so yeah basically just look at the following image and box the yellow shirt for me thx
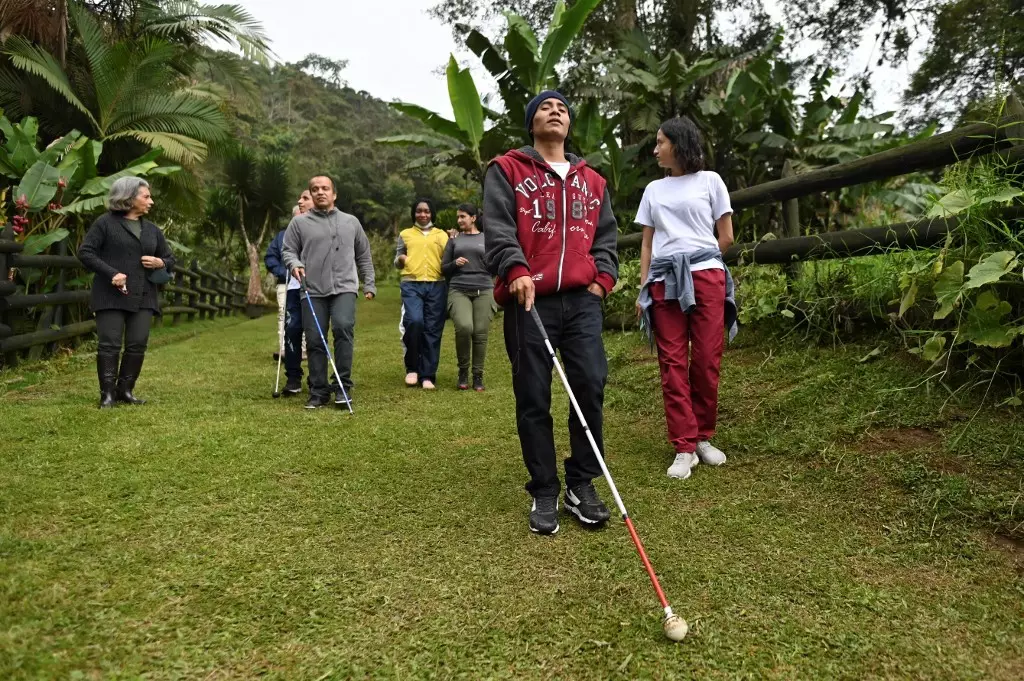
[396,226,449,282]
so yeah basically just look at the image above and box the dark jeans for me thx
[96,309,153,355]
[302,293,356,398]
[400,281,447,382]
[503,289,607,497]
[284,288,304,382]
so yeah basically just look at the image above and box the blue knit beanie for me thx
[525,90,572,136]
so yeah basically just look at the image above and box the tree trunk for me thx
[246,241,266,305]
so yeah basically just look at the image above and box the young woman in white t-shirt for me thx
[634,116,735,481]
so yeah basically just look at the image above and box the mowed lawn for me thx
[2,285,1022,679]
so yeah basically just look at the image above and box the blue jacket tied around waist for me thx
[637,247,738,348]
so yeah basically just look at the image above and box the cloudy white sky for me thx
[234,0,924,122]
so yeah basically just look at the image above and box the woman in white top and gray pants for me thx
[635,116,737,481]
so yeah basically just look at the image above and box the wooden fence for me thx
[0,225,246,367]
[617,106,1024,261]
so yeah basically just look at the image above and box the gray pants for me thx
[302,293,356,398]
[448,288,495,374]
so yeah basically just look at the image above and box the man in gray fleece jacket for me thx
[283,175,376,409]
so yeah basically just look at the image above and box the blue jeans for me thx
[284,288,304,381]
[400,280,447,382]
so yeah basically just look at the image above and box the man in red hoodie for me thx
[484,90,619,536]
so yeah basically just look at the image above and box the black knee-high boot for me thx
[116,351,147,405]
[97,352,119,409]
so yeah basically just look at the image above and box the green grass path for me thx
[2,285,1022,679]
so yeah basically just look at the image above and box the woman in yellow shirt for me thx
[395,198,449,389]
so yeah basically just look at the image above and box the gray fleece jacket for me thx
[282,207,376,297]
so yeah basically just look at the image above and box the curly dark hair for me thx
[410,198,436,224]
[659,116,705,174]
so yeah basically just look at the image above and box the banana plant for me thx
[376,56,508,184]
[459,0,603,129]
[1,111,181,258]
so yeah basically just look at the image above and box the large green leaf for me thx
[829,120,893,139]
[965,251,1019,290]
[462,24,530,107]
[537,0,602,92]
[79,161,159,196]
[977,187,1024,206]
[504,13,541,94]
[21,228,70,256]
[961,291,1019,348]
[836,91,864,125]
[446,56,484,150]
[15,160,61,211]
[927,189,974,217]
[57,195,108,216]
[389,102,465,143]
[5,117,40,170]
[38,131,83,166]
[933,260,964,320]
[921,334,947,362]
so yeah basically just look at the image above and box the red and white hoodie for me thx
[483,147,619,306]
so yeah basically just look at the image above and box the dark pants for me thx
[284,288,304,382]
[96,309,153,354]
[302,293,356,398]
[400,281,447,382]
[503,290,607,498]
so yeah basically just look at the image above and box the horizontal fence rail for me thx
[0,225,247,366]
[618,108,1024,254]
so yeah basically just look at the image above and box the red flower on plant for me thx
[58,177,68,188]
[14,194,29,212]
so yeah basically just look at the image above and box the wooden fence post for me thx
[0,225,20,367]
[781,160,801,281]
[45,239,69,356]
[187,259,199,323]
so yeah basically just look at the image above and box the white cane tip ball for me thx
[663,615,688,642]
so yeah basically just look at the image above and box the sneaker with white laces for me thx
[667,452,698,479]
[696,441,727,466]
[529,496,559,535]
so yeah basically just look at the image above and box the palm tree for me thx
[214,145,291,305]
[0,1,272,65]
[2,2,228,165]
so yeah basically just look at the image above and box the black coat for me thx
[77,212,176,315]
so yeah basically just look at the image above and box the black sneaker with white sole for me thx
[283,378,302,396]
[565,483,611,526]
[335,387,353,408]
[304,394,331,409]
[529,496,559,535]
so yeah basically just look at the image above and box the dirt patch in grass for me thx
[992,534,1024,574]
[858,428,942,455]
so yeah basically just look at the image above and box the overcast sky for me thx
[234,0,923,123]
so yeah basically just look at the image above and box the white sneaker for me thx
[667,452,698,479]
[696,441,727,466]
[405,372,418,387]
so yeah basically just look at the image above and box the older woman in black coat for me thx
[77,177,175,408]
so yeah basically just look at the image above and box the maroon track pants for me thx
[649,270,727,454]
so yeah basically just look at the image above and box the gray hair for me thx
[107,177,150,212]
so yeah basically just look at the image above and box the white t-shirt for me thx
[634,171,732,272]
[549,162,571,180]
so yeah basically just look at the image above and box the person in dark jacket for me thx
[441,203,494,391]
[484,90,619,536]
[77,177,175,408]
[265,193,312,395]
